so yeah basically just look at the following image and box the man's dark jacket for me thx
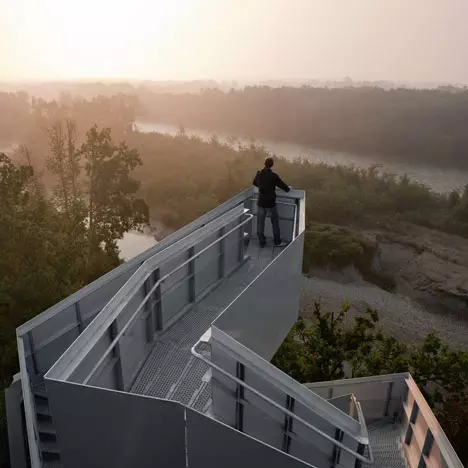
[253,168,290,208]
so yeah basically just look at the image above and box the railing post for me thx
[238,218,245,261]
[153,269,162,332]
[349,395,356,420]
[109,320,124,391]
[418,429,434,468]
[354,443,365,468]
[219,226,226,278]
[405,401,419,445]
[383,381,394,417]
[282,395,295,453]
[247,200,254,241]
[332,428,344,467]
[75,301,84,333]
[143,276,154,342]
[188,246,196,303]
[235,362,245,432]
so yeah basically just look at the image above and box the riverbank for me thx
[300,222,468,349]
[135,120,468,193]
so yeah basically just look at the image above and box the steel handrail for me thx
[352,395,374,462]
[252,197,298,239]
[83,213,254,385]
[191,341,373,465]
[251,198,297,207]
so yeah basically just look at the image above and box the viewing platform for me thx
[5,188,463,468]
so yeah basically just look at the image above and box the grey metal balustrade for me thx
[82,212,254,386]
[191,339,374,465]
[6,187,464,468]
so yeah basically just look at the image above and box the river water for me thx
[117,231,157,261]
[136,120,468,194]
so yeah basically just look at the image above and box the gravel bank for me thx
[300,275,468,350]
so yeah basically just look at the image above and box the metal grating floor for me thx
[130,237,282,413]
[363,420,407,468]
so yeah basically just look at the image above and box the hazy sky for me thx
[1,0,467,83]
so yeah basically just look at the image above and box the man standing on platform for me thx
[253,157,291,247]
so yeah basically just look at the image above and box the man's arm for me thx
[275,174,290,192]
[253,171,259,187]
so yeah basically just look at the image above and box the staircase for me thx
[364,420,407,468]
[34,384,62,468]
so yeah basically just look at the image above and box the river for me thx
[117,230,157,261]
[120,120,468,259]
[136,120,468,194]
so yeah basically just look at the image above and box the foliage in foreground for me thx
[272,303,468,463]
[0,125,148,467]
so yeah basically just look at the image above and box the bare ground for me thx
[300,222,468,350]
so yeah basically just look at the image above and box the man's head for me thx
[264,157,274,169]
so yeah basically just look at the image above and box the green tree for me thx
[273,303,468,464]
[0,147,139,466]
[81,125,149,256]
[272,303,383,382]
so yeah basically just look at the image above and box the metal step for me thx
[43,461,63,468]
[40,439,60,455]
[33,382,48,399]
[363,422,407,468]
[38,417,56,436]
[35,397,50,417]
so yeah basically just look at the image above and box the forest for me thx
[0,92,468,466]
[139,85,468,169]
[4,84,468,170]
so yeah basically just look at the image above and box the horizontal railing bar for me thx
[304,373,409,388]
[83,214,253,385]
[251,198,297,207]
[191,341,373,464]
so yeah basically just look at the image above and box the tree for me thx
[272,302,383,383]
[0,152,124,467]
[80,125,149,256]
[46,120,82,213]
[272,303,468,464]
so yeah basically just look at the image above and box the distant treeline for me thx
[139,86,468,169]
[4,84,468,169]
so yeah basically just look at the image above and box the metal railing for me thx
[250,198,298,241]
[191,340,374,465]
[83,213,254,386]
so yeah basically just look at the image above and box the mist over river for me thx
[136,120,468,194]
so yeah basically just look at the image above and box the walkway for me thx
[131,238,282,414]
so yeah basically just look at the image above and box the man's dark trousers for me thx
[257,205,281,246]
